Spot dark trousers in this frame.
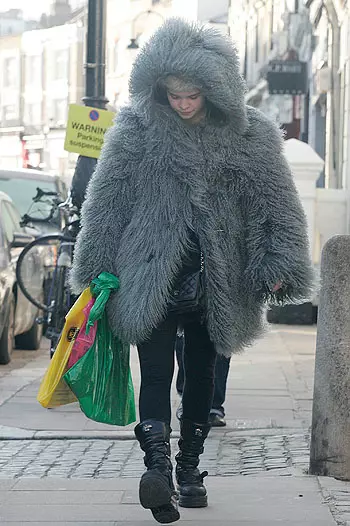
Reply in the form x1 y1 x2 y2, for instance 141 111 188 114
176 333 230 416
137 313 217 425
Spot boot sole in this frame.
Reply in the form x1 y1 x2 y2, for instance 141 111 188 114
179 494 208 508
151 499 180 524
139 471 173 509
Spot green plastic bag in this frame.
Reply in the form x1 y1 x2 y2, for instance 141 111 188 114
63 272 136 426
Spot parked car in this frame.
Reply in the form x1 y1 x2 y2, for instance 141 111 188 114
0 191 44 364
0 169 67 234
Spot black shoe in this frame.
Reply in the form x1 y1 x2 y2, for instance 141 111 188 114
135 420 180 523
209 412 226 427
175 419 210 508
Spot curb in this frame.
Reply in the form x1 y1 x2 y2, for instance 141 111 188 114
0 426 137 441
0 425 309 441
0 432 182 441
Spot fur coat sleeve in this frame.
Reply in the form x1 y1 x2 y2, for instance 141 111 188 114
69 108 143 294
243 107 314 304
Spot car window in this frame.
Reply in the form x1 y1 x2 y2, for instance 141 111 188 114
1 202 17 243
6 203 21 232
0 223 4 250
0 178 59 217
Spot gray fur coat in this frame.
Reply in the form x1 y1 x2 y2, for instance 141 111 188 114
70 19 313 357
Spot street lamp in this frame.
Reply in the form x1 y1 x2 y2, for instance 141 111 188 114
127 38 140 50
70 0 108 211
83 0 108 109
127 10 164 50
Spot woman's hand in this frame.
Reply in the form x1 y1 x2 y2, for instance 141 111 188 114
271 280 283 293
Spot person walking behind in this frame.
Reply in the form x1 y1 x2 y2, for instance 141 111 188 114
176 329 230 426
70 18 313 524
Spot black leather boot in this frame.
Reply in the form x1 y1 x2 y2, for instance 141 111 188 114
134 420 180 524
175 419 211 508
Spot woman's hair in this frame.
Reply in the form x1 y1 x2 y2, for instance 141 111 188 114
153 79 170 105
153 79 228 126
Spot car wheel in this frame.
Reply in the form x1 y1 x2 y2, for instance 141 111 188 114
15 311 43 351
0 296 15 365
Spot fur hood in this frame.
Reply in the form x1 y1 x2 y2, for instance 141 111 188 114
70 19 313 356
129 18 248 130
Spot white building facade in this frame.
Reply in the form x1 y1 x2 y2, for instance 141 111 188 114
172 0 229 22
0 10 27 37
105 0 173 110
229 0 350 193
20 20 84 179
0 34 23 169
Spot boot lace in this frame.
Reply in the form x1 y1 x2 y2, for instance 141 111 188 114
177 465 208 484
144 443 171 471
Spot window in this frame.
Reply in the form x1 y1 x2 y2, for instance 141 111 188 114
0 177 58 217
6 203 21 232
24 102 42 125
4 57 17 88
53 49 68 81
1 202 17 244
51 99 67 124
26 55 42 87
113 41 119 73
3 105 18 121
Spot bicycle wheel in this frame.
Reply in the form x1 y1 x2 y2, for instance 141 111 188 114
47 264 71 357
48 264 69 337
16 234 74 312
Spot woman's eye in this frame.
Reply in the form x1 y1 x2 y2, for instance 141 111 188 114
190 95 199 100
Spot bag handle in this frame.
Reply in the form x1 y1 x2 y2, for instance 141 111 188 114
86 272 120 333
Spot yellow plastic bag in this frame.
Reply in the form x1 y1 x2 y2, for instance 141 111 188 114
37 287 92 408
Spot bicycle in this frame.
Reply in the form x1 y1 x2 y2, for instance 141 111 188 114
16 188 79 357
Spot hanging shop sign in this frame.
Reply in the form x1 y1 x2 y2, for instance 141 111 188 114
64 104 115 159
267 60 308 95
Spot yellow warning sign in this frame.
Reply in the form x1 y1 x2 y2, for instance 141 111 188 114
64 104 115 159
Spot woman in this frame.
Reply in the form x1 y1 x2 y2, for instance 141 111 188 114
70 19 313 524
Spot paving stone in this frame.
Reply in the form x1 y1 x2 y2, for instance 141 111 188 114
0 433 312 479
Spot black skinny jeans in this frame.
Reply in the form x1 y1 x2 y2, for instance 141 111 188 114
137 313 217 425
176 341 231 416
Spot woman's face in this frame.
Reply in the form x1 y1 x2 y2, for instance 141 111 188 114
167 89 205 122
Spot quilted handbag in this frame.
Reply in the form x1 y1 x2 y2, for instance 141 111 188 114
168 253 204 314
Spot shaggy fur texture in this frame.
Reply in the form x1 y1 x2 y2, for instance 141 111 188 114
70 18 313 357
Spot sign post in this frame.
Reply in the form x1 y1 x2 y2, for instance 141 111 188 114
64 104 114 159
69 0 109 211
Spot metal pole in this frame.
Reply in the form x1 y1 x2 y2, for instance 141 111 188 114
70 0 109 211
83 0 108 108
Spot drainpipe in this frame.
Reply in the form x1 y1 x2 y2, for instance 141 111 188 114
324 0 340 188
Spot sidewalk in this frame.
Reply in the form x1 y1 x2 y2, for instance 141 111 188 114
0 324 347 524
0 475 337 524
0 325 315 438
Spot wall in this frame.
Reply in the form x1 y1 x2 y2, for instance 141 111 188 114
315 189 349 264
172 0 199 19
106 0 173 109
197 0 229 21
0 17 25 37
0 34 23 169
172 0 229 21
0 34 22 127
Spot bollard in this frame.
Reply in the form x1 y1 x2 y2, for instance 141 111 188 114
310 235 350 479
